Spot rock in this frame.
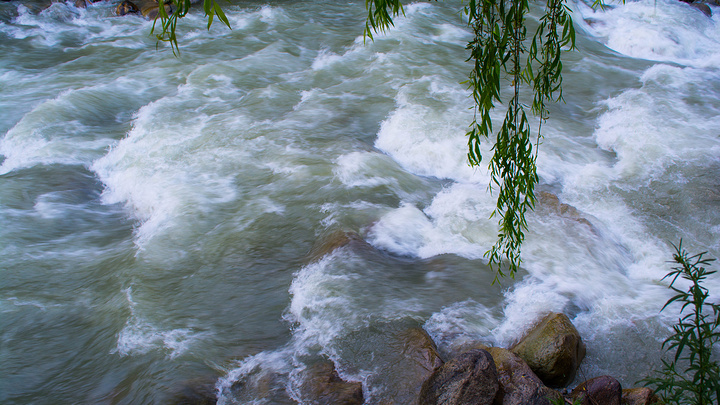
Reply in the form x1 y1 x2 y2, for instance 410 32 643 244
299 361 363 405
701 0 720 6
229 370 291 403
536 191 594 230
487 347 563 405
306 230 373 262
621 388 663 405
419 349 499 405
341 322 444 404
397 327 445 373
74 0 102 7
116 0 139 15
169 378 217 405
140 2 173 19
571 376 622 405
689 2 712 16
510 313 586 388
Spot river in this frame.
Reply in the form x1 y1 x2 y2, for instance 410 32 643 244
1 0 719 403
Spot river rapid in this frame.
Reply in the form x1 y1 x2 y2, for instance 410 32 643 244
1 0 719 403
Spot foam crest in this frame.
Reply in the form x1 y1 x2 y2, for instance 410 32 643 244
115 288 207 359
374 77 485 182
0 77 163 174
593 64 720 180
91 97 244 247
577 0 720 67
368 183 498 259
334 152 400 189
1 2 145 48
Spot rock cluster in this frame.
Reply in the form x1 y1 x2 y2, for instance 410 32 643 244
290 312 661 405
177 311 662 404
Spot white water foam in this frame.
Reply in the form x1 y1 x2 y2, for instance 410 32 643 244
114 288 207 359
593 64 720 180
576 0 720 68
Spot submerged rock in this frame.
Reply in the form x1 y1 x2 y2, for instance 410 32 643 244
621 387 663 405
306 229 373 262
169 378 217 405
299 361 363 405
487 347 562 405
571 376 622 405
536 191 595 231
510 313 586 388
419 349 499 405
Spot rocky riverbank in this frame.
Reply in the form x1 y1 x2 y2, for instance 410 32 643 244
171 310 662 405
170 231 664 405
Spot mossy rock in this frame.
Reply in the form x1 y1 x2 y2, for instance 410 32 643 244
510 313 586 388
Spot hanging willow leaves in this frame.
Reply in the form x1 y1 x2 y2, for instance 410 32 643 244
367 0 575 280
152 0 231 55
154 0 576 281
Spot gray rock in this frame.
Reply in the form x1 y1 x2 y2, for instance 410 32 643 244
487 347 563 405
511 313 586 388
419 349 499 405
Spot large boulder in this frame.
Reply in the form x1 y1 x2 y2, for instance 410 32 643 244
486 347 563 405
298 361 363 405
510 313 586 388
571 376 622 405
621 388 663 405
396 326 445 379
419 349 499 405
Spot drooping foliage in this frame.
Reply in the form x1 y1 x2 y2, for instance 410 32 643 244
367 0 574 280
153 0 231 55
641 243 720 405
155 0 575 280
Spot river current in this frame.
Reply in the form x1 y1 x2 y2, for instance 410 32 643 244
1 0 719 403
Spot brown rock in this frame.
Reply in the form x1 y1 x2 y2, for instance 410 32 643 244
419 349 499 405
381 326 445 404
141 3 173 19
622 388 663 405
306 230 373 262
536 191 594 230
487 347 563 405
511 313 586 388
689 2 712 16
116 0 139 15
299 361 363 405
571 376 622 405
399 327 445 373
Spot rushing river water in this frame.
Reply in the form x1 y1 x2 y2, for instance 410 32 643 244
1 0 719 403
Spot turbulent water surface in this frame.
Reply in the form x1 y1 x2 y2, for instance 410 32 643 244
1 0 719 403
